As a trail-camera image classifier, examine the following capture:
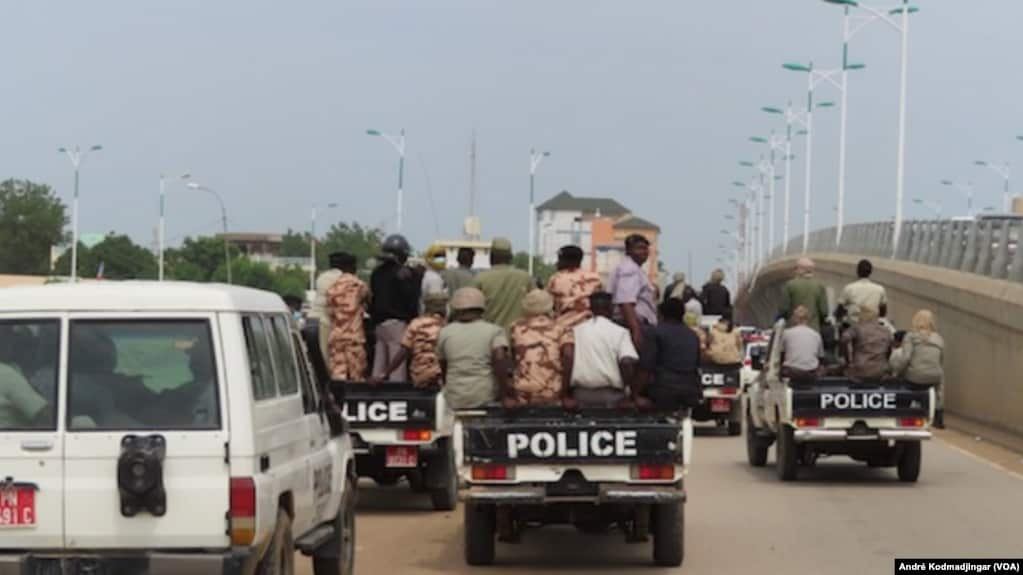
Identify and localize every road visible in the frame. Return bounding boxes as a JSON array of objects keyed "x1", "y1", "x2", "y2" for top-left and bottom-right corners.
[{"x1": 299, "y1": 426, "x2": 1023, "y2": 575}]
